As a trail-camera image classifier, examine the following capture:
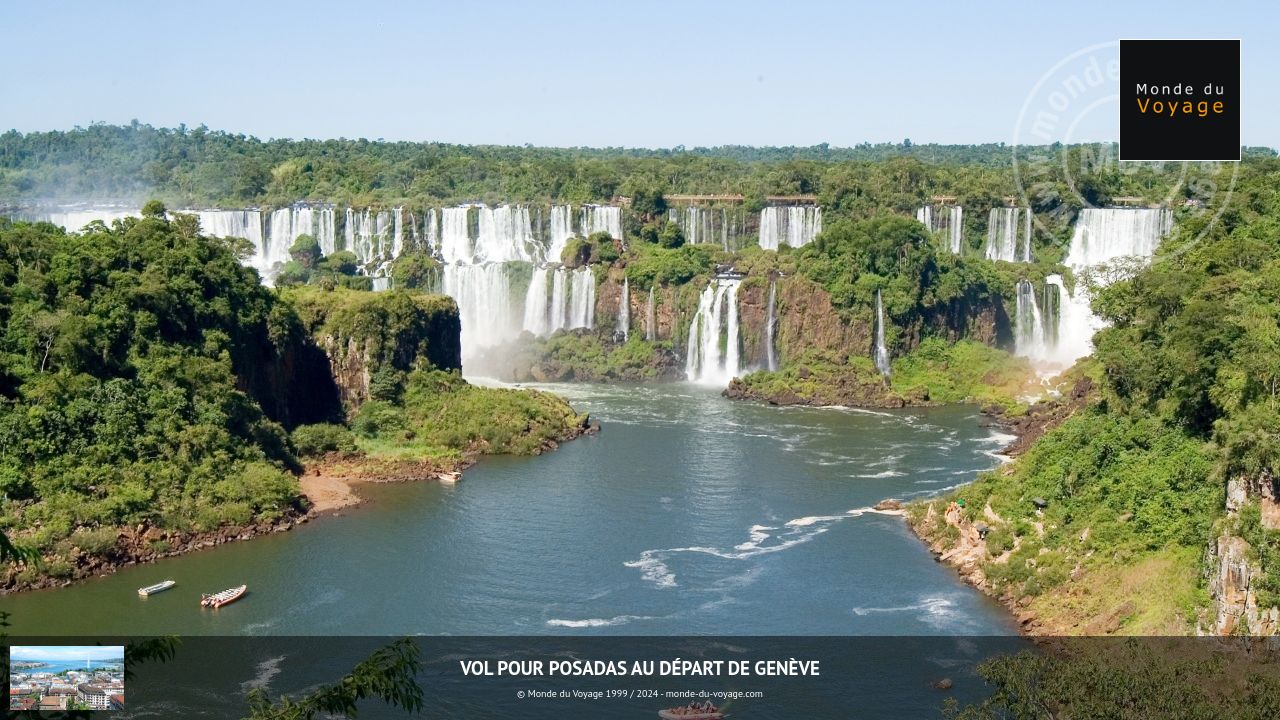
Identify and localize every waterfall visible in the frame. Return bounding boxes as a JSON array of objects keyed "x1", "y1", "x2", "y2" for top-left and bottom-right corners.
[
  {"x1": 439, "y1": 206, "x2": 474, "y2": 264},
  {"x1": 194, "y1": 209, "x2": 263, "y2": 247},
  {"x1": 1044, "y1": 274, "x2": 1096, "y2": 366},
  {"x1": 684, "y1": 278, "x2": 742, "y2": 386},
  {"x1": 616, "y1": 278, "x2": 630, "y2": 341},
  {"x1": 424, "y1": 208, "x2": 440, "y2": 256},
  {"x1": 521, "y1": 266, "x2": 597, "y2": 337},
  {"x1": 1065, "y1": 208, "x2": 1173, "y2": 267},
  {"x1": 1022, "y1": 208, "x2": 1034, "y2": 262},
  {"x1": 758, "y1": 206, "x2": 822, "y2": 250},
  {"x1": 580, "y1": 204, "x2": 623, "y2": 241},
  {"x1": 984, "y1": 207, "x2": 1026, "y2": 262},
  {"x1": 1014, "y1": 280, "x2": 1049, "y2": 361},
  {"x1": 443, "y1": 263, "x2": 523, "y2": 354},
  {"x1": 344, "y1": 207, "x2": 401, "y2": 271},
  {"x1": 268, "y1": 205, "x2": 336, "y2": 258},
  {"x1": 667, "y1": 206, "x2": 743, "y2": 250},
  {"x1": 765, "y1": 281, "x2": 779, "y2": 372},
  {"x1": 193, "y1": 209, "x2": 274, "y2": 276},
  {"x1": 645, "y1": 286, "x2": 656, "y2": 341},
  {"x1": 568, "y1": 267, "x2": 596, "y2": 329},
  {"x1": 874, "y1": 290, "x2": 891, "y2": 376},
  {"x1": 548, "y1": 205, "x2": 574, "y2": 263},
  {"x1": 475, "y1": 205, "x2": 539, "y2": 263},
  {"x1": 917, "y1": 205, "x2": 964, "y2": 254},
  {"x1": 1045, "y1": 207, "x2": 1173, "y2": 366},
  {"x1": 22, "y1": 207, "x2": 139, "y2": 230},
  {"x1": 915, "y1": 206, "x2": 931, "y2": 230}
]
